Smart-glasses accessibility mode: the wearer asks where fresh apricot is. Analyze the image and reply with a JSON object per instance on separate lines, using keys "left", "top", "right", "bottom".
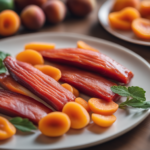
{"left": 113, "top": 0, "right": 140, "bottom": 12}
{"left": 109, "top": 7, "right": 140, "bottom": 30}
{"left": 75, "top": 97, "right": 90, "bottom": 112}
{"left": 62, "top": 102, "right": 90, "bottom": 129}
{"left": 16, "top": 49, "right": 44, "bottom": 65}
{"left": 132, "top": 18, "right": 150, "bottom": 40}
{"left": 25, "top": 42, "right": 55, "bottom": 51}
{"left": 92, "top": 114, "right": 116, "bottom": 127}
{"left": 77, "top": 41, "right": 99, "bottom": 52}
{"left": 61, "top": 83, "right": 79, "bottom": 97}
{"left": 39, "top": 112, "right": 71, "bottom": 137}
{"left": 0, "top": 116, "right": 16, "bottom": 140}
{"left": 0, "top": 10, "right": 20, "bottom": 36}
{"left": 140, "top": 1, "right": 150, "bottom": 19}
{"left": 34, "top": 65, "right": 61, "bottom": 81}
{"left": 88, "top": 98, "right": 118, "bottom": 115}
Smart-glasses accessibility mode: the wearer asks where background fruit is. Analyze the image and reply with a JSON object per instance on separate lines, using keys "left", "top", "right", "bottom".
{"left": 14, "top": 0, "right": 47, "bottom": 11}
{"left": 0, "top": 0, "right": 14, "bottom": 12}
{"left": 21, "top": 5, "right": 45, "bottom": 30}
{"left": 0, "top": 10, "right": 20, "bottom": 36}
{"left": 43, "top": 0, "right": 66, "bottom": 24}
{"left": 66, "top": 0, "right": 96, "bottom": 17}
{"left": 113, "top": 0, "right": 140, "bottom": 12}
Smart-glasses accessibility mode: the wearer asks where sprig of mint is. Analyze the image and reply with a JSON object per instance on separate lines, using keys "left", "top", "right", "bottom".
{"left": 9, "top": 117, "right": 37, "bottom": 132}
{"left": 0, "top": 51, "right": 11, "bottom": 74}
{"left": 111, "top": 86, "right": 150, "bottom": 109}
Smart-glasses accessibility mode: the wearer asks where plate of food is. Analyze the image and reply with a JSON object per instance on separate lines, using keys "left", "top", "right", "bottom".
{"left": 0, "top": 32, "right": 149, "bottom": 150}
{"left": 98, "top": 0, "right": 150, "bottom": 46}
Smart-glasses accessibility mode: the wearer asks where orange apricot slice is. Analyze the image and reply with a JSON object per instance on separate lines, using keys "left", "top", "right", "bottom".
{"left": 34, "top": 65, "right": 61, "bottom": 81}
{"left": 16, "top": 49, "right": 44, "bottom": 65}
{"left": 88, "top": 98, "right": 118, "bottom": 115}
{"left": 108, "top": 7, "right": 140, "bottom": 30}
{"left": 75, "top": 97, "right": 90, "bottom": 112}
{"left": 39, "top": 112, "right": 71, "bottom": 137}
{"left": 62, "top": 102, "right": 90, "bottom": 129}
{"left": 72, "top": 86, "right": 79, "bottom": 97}
{"left": 77, "top": 41, "right": 99, "bottom": 52}
{"left": 132, "top": 18, "right": 150, "bottom": 40}
{"left": 0, "top": 10, "right": 20, "bottom": 36}
{"left": 0, "top": 116, "right": 16, "bottom": 140}
{"left": 24, "top": 42, "right": 55, "bottom": 51}
{"left": 140, "top": 1, "right": 150, "bottom": 19}
{"left": 92, "top": 114, "right": 116, "bottom": 127}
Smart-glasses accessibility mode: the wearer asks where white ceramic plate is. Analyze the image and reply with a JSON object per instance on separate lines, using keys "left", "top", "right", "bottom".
{"left": 0, "top": 33, "right": 149, "bottom": 150}
{"left": 98, "top": 0, "right": 150, "bottom": 46}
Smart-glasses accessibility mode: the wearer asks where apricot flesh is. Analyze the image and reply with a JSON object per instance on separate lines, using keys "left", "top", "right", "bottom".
{"left": 113, "top": 0, "right": 140, "bottom": 12}
{"left": 39, "top": 112, "right": 71, "bottom": 137}
{"left": 62, "top": 102, "right": 90, "bottom": 129}
{"left": 25, "top": 42, "right": 55, "bottom": 51}
{"left": 16, "top": 49, "right": 44, "bottom": 65}
{"left": 0, "top": 10, "right": 20, "bottom": 36}
{"left": 34, "top": 65, "right": 61, "bottom": 81}
{"left": 92, "top": 114, "right": 116, "bottom": 127}
{"left": 132, "top": 18, "right": 150, "bottom": 40}
{"left": 109, "top": 7, "right": 140, "bottom": 30}
{"left": 0, "top": 116, "right": 16, "bottom": 140}
{"left": 140, "top": 1, "right": 150, "bottom": 19}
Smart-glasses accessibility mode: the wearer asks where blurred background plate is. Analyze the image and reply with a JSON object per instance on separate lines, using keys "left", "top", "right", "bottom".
{"left": 0, "top": 33, "right": 149, "bottom": 150}
{"left": 98, "top": 0, "right": 150, "bottom": 46}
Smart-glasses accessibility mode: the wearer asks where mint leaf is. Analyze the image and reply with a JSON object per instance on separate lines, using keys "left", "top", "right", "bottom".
{"left": 128, "top": 86, "right": 146, "bottom": 101}
{"left": 0, "top": 51, "right": 11, "bottom": 74}
{"left": 9, "top": 117, "right": 37, "bottom": 132}
{"left": 111, "top": 85, "right": 130, "bottom": 97}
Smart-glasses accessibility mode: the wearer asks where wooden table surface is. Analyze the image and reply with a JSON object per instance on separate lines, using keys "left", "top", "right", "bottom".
{"left": 0, "top": 0, "right": 150, "bottom": 150}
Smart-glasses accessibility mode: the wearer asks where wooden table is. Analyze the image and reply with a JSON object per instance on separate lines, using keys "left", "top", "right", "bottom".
{"left": 0, "top": 0, "right": 150, "bottom": 150}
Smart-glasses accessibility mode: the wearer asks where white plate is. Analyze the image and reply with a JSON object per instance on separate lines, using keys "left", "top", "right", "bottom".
{"left": 98, "top": 0, "right": 150, "bottom": 46}
{"left": 0, "top": 33, "right": 149, "bottom": 150}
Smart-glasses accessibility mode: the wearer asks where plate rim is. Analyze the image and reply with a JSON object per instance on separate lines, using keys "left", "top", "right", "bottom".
{"left": 0, "top": 32, "right": 149, "bottom": 150}
{"left": 98, "top": 0, "right": 150, "bottom": 46}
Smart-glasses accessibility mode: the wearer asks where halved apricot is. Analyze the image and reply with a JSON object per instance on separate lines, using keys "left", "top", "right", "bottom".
{"left": 132, "top": 18, "right": 150, "bottom": 40}
{"left": 92, "top": 114, "right": 116, "bottom": 127}
{"left": 109, "top": 7, "right": 140, "bottom": 30}
{"left": 77, "top": 41, "right": 99, "bottom": 52}
{"left": 16, "top": 49, "right": 44, "bottom": 65}
{"left": 140, "top": 1, "right": 150, "bottom": 19}
{"left": 0, "top": 116, "right": 16, "bottom": 140}
{"left": 62, "top": 102, "right": 90, "bottom": 129}
{"left": 88, "top": 98, "right": 118, "bottom": 115}
{"left": 24, "top": 42, "right": 55, "bottom": 51}
{"left": 75, "top": 97, "right": 90, "bottom": 112}
{"left": 39, "top": 112, "right": 71, "bottom": 137}
{"left": 34, "top": 65, "right": 61, "bottom": 81}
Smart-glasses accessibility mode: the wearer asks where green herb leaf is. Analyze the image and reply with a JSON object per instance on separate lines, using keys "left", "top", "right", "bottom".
{"left": 9, "top": 117, "right": 37, "bottom": 132}
{"left": 0, "top": 51, "right": 11, "bottom": 74}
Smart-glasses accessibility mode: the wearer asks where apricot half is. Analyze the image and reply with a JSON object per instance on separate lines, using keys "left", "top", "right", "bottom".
{"left": 132, "top": 18, "right": 150, "bottom": 40}
{"left": 0, "top": 116, "right": 16, "bottom": 140}
{"left": 109, "top": 7, "right": 140, "bottom": 30}
{"left": 140, "top": 1, "right": 150, "bottom": 19}
{"left": 62, "top": 102, "right": 90, "bottom": 129}
{"left": 39, "top": 112, "right": 71, "bottom": 137}
{"left": 0, "top": 10, "right": 20, "bottom": 36}
{"left": 92, "top": 114, "right": 116, "bottom": 127}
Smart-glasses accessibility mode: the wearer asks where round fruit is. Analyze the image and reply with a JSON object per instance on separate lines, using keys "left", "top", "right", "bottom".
{"left": 0, "top": 0, "right": 14, "bottom": 12}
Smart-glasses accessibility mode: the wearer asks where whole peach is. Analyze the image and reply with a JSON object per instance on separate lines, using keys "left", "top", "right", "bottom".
{"left": 15, "top": 0, "right": 47, "bottom": 11}
{"left": 113, "top": 0, "right": 140, "bottom": 12}
{"left": 66, "top": 0, "right": 96, "bottom": 17}
{"left": 43, "top": 0, "right": 66, "bottom": 24}
{"left": 21, "top": 5, "right": 45, "bottom": 30}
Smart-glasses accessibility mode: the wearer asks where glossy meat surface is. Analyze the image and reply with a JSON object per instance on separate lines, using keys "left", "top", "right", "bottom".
{"left": 4, "top": 56, "right": 75, "bottom": 111}
{"left": 0, "top": 89, "right": 52, "bottom": 124}
{"left": 40, "top": 48, "right": 134, "bottom": 84}
{"left": 56, "top": 65, "right": 121, "bottom": 102}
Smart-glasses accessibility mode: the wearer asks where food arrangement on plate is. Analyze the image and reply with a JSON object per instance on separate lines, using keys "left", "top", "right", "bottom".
{"left": 0, "top": 40, "right": 149, "bottom": 141}
{"left": 108, "top": 0, "right": 150, "bottom": 40}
